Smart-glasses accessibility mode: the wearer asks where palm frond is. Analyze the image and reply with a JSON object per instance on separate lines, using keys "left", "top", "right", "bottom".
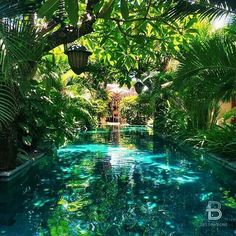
{"left": 0, "top": 18, "right": 45, "bottom": 80}
{"left": 0, "top": 82, "right": 18, "bottom": 131}
{"left": 0, "top": 1, "right": 45, "bottom": 131}
{"left": 164, "top": 0, "right": 233, "bottom": 22}
{"left": 0, "top": 0, "right": 42, "bottom": 18}
{"left": 173, "top": 34, "right": 236, "bottom": 128}
{"left": 175, "top": 35, "right": 236, "bottom": 100}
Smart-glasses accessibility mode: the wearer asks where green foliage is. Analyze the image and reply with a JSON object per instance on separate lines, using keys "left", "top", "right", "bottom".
{"left": 38, "top": 0, "right": 60, "bottom": 19}
{"left": 0, "top": 82, "right": 18, "bottom": 132}
{"left": 80, "top": 62, "right": 114, "bottom": 92}
{"left": 81, "top": 0, "right": 232, "bottom": 87}
{"left": 0, "top": 18, "right": 44, "bottom": 80}
{"left": 151, "top": 72, "right": 186, "bottom": 135}
{"left": 38, "top": 0, "right": 79, "bottom": 25}
{"left": 120, "top": 96, "right": 138, "bottom": 124}
{"left": 153, "top": 87, "right": 189, "bottom": 136}
{"left": 1, "top": 0, "right": 234, "bottom": 159}
{"left": 186, "top": 124, "right": 236, "bottom": 156}
{"left": 18, "top": 79, "right": 96, "bottom": 149}
{"left": 170, "top": 32, "right": 236, "bottom": 130}
{"left": 92, "top": 99, "right": 109, "bottom": 119}
{"left": 176, "top": 75, "right": 221, "bottom": 130}
{"left": 120, "top": 94, "right": 153, "bottom": 125}
{"left": 163, "top": 0, "right": 231, "bottom": 22}
{"left": 65, "top": 0, "right": 79, "bottom": 25}
{"left": 0, "top": 16, "right": 45, "bottom": 131}
{"left": 0, "top": 0, "right": 42, "bottom": 18}
{"left": 175, "top": 34, "right": 236, "bottom": 102}
{"left": 223, "top": 190, "right": 236, "bottom": 209}
{"left": 223, "top": 107, "right": 236, "bottom": 122}
{"left": 16, "top": 52, "right": 98, "bottom": 150}
{"left": 98, "top": 0, "right": 116, "bottom": 19}
{"left": 87, "top": 12, "right": 199, "bottom": 86}
{"left": 152, "top": 30, "right": 236, "bottom": 156}
{"left": 120, "top": 0, "right": 129, "bottom": 20}
{"left": 37, "top": 0, "right": 232, "bottom": 29}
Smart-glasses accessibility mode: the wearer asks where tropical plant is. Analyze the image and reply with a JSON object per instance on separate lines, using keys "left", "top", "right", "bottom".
{"left": 223, "top": 107, "right": 236, "bottom": 122}
{"left": 18, "top": 53, "right": 97, "bottom": 151}
{"left": 0, "top": 0, "right": 233, "bottom": 170}
{"left": 0, "top": 82, "right": 18, "bottom": 132}
{"left": 175, "top": 34, "right": 236, "bottom": 100}
{"left": 0, "top": 1, "right": 47, "bottom": 170}
{"left": 120, "top": 94, "right": 153, "bottom": 125}
{"left": 186, "top": 124, "right": 236, "bottom": 156}
{"left": 0, "top": 18, "right": 45, "bottom": 128}
{"left": 173, "top": 31, "right": 236, "bottom": 127}
{"left": 18, "top": 79, "right": 96, "bottom": 150}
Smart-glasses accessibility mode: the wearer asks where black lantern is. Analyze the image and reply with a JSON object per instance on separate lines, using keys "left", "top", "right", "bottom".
{"left": 143, "top": 78, "right": 152, "bottom": 90}
{"left": 134, "top": 80, "right": 144, "bottom": 94}
{"left": 65, "top": 44, "right": 92, "bottom": 75}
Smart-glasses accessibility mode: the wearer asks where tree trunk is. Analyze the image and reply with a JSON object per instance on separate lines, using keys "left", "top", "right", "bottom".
{"left": 0, "top": 124, "right": 18, "bottom": 171}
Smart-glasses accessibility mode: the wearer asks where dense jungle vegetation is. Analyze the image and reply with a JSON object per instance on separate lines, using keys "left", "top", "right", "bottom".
{"left": 0, "top": 0, "right": 236, "bottom": 171}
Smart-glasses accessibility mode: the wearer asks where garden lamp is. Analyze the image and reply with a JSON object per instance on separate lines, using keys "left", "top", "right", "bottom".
{"left": 64, "top": 44, "right": 92, "bottom": 75}
{"left": 134, "top": 80, "right": 145, "bottom": 94}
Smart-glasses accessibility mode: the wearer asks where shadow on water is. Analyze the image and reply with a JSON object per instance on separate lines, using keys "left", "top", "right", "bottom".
{"left": 0, "top": 126, "right": 236, "bottom": 235}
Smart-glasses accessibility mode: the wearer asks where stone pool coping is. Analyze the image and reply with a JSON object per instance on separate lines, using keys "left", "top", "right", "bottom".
{"left": 0, "top": 152, "right": 46, "bottom": 182}
{"left": 157, "top": 134, "right": 236, "bottom": 173}
{"left": 199, "top": 151, "right": 236, "bottom": 173}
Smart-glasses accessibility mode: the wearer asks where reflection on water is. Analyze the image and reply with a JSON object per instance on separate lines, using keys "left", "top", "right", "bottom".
{"left": 0, "top": 126, "right": 236, "bottom": 236}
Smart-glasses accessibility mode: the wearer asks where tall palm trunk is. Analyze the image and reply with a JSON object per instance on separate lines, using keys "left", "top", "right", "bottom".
{"left": 0, "top": 124, "right": 17, "bottom": 171}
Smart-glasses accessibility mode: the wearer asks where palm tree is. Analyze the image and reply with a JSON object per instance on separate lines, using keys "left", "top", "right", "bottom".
{"left": 174, "top": 33, "right": 236, "bottom": 129}
{"left": 0, "top": 0, "right": 233, "bottom": 171}
{"left": 0, "top": 2, "right": 45, "bottom": 170}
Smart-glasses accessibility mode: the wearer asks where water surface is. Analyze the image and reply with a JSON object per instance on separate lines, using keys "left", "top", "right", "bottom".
{"left": 0, "top": 126, "right": 236, "bottom": 235}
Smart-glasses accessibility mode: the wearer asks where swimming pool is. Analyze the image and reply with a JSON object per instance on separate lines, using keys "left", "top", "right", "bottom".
{"left": 0, "top": 127, "right": 235, "bottom": 235}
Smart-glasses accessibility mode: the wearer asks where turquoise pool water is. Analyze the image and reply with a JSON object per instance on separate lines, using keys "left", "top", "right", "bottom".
{"left": 0, "top": 126, "right": 236, "bottom": 235}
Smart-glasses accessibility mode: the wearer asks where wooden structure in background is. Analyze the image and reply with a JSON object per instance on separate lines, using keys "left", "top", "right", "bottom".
{"left": 106, "top": 84, "right": 137, "bottom": 124}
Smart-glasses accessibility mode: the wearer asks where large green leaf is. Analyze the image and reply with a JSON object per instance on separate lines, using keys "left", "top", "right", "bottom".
{"left": 120, "top": 0, "right": 129, "bottom": 19}
{"left": 38, "top": 0, "right": 60, "bottom": 18}
{"left": 65, "top": 0, "right": 79, "bottom": 26}
{"left": 98, "top": 0, "right": 116, "bottom": 19}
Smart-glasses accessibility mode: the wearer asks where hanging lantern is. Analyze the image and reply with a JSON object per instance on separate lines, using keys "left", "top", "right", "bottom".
{"left": 143, "top": 78, "right": 152, "bottom": 90}
{"left": 65, "top": 44, "right": 92, "bottom": 75}
{"left": 134, "top": 80, "right": 144, "bottom": 94}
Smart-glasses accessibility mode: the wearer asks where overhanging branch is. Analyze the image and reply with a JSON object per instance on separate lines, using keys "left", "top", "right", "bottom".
{"left": 44, "top": 0, "right": 100, "bottom": 52}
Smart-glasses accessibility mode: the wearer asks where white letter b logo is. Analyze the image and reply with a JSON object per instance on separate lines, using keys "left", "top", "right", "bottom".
{"left": 206, "top": 201, "right": 222, "bottom": 221}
